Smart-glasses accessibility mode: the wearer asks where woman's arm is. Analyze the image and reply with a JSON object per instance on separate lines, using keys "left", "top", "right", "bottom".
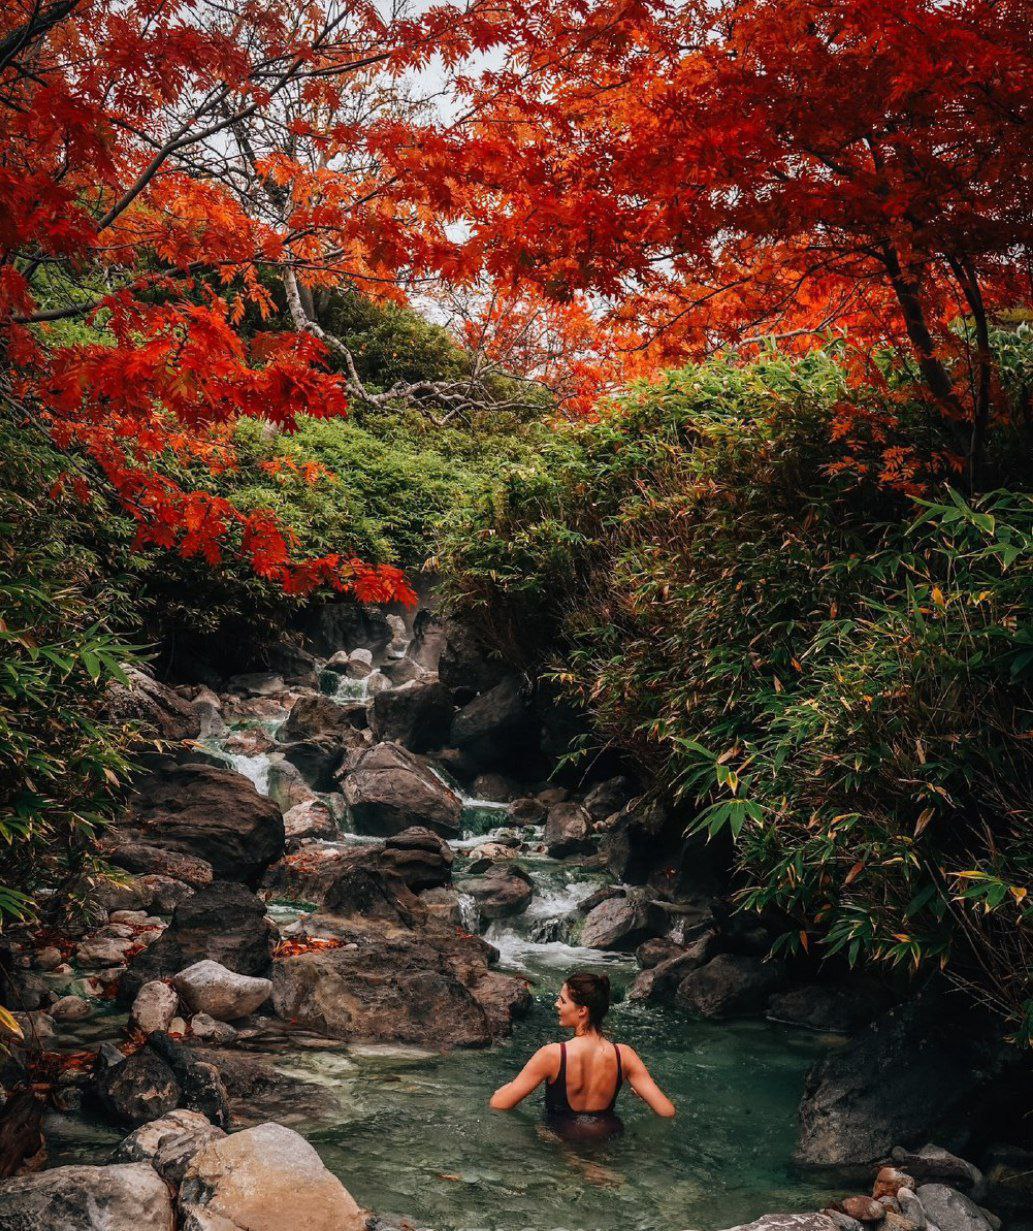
{"left": 619, "top": 1045, "right": 676, "bottom": 1117}
{"left": 489, "top": 1045, "right": 558, "bottom": 1111}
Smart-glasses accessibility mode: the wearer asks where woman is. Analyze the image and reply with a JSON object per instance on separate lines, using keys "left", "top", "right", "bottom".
{"left": 489, "top": 972, "right": 675, "bottom": 1140}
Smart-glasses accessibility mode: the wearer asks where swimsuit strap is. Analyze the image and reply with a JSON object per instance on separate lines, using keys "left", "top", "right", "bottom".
{"left": 607, "top": 1042, "right": 623, "bottom": 1111}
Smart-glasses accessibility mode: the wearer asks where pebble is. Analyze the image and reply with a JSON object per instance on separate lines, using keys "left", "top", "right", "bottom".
{"left": 842, "top": 1196, "right": 887, "bottom": 1222}
{"left": 49, "top": 995, "right": 92, "bottom": 1023}
{"left": 34, "top": 946, "right": 64, "bottom": 971}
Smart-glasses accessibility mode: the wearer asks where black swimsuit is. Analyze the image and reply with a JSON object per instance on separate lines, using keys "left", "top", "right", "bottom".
{"left": 544, "top": 1041, "right": 624, "bottom": 1141}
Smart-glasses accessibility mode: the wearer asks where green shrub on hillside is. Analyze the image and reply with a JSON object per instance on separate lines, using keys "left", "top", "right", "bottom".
{"left": 440, "top": 347, "right": 1033, "bottom": 1040}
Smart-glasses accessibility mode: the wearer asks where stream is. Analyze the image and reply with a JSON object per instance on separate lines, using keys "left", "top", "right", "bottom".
{"left": 192, "top": 694, "right": 837, "bottom": 1231}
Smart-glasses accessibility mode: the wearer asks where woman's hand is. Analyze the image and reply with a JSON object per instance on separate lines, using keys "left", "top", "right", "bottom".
{"left": 489, "top": 1044, "right": 558, "bottom": 1110}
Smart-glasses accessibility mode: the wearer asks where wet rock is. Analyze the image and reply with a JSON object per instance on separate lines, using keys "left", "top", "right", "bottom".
{"left": 0, "top": 1161, "right": 175, "bottom": 1231}
{"left": 75, "top": 935, "right": 137, "bottom": 969}
{"left": 450, "top": 675, "right": 539, "bottom": 772}
{"left": 173, "top": 960, "right": 272, "bottom": 1020}
{"left": 826, "top": 1214, "right": 865, "bottom": 1231}
{"left": 599, "top": 796, "right": 670, "bottom": 883}
{"left": 189, "top": 1013, "right": 237, "bottom": 1044}
{"left": 378, "top": 826, "right": 454, "bottom": 890}
{"left": 915, "top": 1185, "right": 993, "bottom": 1231}
{"left": 580, "top": 895, "right": 666, "bottom": 951}
{"left": 283, "top": 799, "right": 338, "bottom": 843}
{"left": 896, "top": 1190, "right": 927, "bottom": 1230}
{"left": 890, "top": 1146, "right": 984, "bottom": 1194}
{"left": 718, "top": 1216, "right": 839, "bottom": 1231}
{"left": 628, "top": 932, "right": 719, "bottom": 1002}
{"left": 178, "top": 1121, "right": 365, "bottom": 1231}
{"left": 123, "top": 882, "right": 275, "bottom": 1003}
{"left": 407, "top": 609, "right": 445, "bottom": 674}
{"left": 115, "top": 762, "right": 284, "bottom": 885}
{"left": 465, "top": 864, "right": 533, "bottom": 920}
{"left": 796, "top": 999, "right": 1008, "bottom": 1172}
{"left": 874, "top": 1168, "right": 917, "bottom": 1200}
{"left": 147, "top": 1032, "right": 231, "bottom": 1129}
{"left": 280, "top": 740, "right": 344, "bottom": 792}
{"left": 381, "top": 656, "right": 423, "bottom": 687}
{"left": 983, "top": 1144, "right": 1033, "bottom": 1211}
{"left": 675, "top": 954, "right": 783, "bottom": 1018}
{"left": 767, "top": 984, "right": 887, "bottom": 1034}
{"left": 106, "top": 665, "right": 201, "bottom": 743}
{"left": 262, "top": 642, "right": 319, "bottom": 688}
{"left": 112, "top": 1108, "right": 225, "bottom": 1185}
{"left": 583, "top": 775, "right": 636, "bottom": 821}
{"left": 509, "top": 797, "right": 547, "bottom": 825}
{"left": 226, "top": 672, "right": 285, "bottom": 697}
{"left": 324, "top": 864, "right": 426, "bottom": 926}
{"left": 471, "top": 773, "right": 516, "bottom": 803}
{"left": 840, "top": 1197, "right": 885, "bottom": 1222}
{"left": 267, "top": 757, "right": 319, "bottom": 811}
{"left": 95, "top": 1044, "right": 181, "bottom": 1128}
{"left": 369, "top": 679, "right": 454, "bottom": 753}
{"left": 272, "top": 932, "right": 493, "bottom": 1047}
{"left": 544, "top": 801, "right": 593, "bottom": 857}
{"left": 468, "top": 969, "right": 533, "bottom": 1037}
{"left": 280, "top": 694, "right": 366, "bottom": 743}
{"left": 635, "top": 937, "right": 684, "bottom": 969}
{"left": 131, "top": 982, "right": 180, "bottom": 1035}
{"left": 50, "top": 995, "right": 91, "bottom": 1022}
{"left": 342, "top": 742, "right": 462, "bottom": 837}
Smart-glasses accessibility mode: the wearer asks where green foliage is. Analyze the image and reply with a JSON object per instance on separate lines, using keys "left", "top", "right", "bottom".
{"left": 0, "top": 411, "right": 139, "bottom": 923}
{"left": 440, "top": 344, "right": 1033, "bottom": 1040}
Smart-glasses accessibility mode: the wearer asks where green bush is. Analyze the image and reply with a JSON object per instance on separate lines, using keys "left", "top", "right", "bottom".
{"left": 440, "top": 347, "right": 1033, "bottom": 1040}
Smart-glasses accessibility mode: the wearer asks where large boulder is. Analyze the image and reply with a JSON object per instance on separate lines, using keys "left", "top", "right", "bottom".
{"left": 106, "top": 666, "right": 201, "bottom": 743}
{"left": 915, "top": 1185, "right": 994, "bottom": 1231}
{"left": 279, "top": 740, "right": 344, "bottom": 792}
{"left": 890, "top": 1145, "right": 984, "bottom": 1192}
{"left": 465, "top": 864, "right": 533, "bottom": 920}
{"left": 767, "top": 983, "right": 888, "bottom": 1034}
{"left": 130, "top": 981, "right": 180, "bottom": 1036}
{"left": 117, "top": 762, "right": 284, "bottom": 885}
{"left": 449, "top": 675, "right": 539, "bottom": 771}
{"left": 94, "top": 1044, "right": 181, "bottom": 1128}
{"left": 279, "top": 694, "right": 367, "bottom": 745}
{"left": 122, "top": 882, "right": 274, "bottom": 1003}
{"left": 272, "top": 932, "right": 493, "bottom": 1047}
{"left": 369, "top": 679, "right": 454, "bottom": 752}
{"left": 172, "top": 960, "right": 272, "bottom": 1021}
{"left": 0, "top": 1162, "right": 175, "bottom": 1231}
{"left": 437, "top": 617, "right": 507, "bottom": 695}
{"left": 283, "top": 799, "right": 338, "bottom": 843}
{"left": 377, "top": 826, "right": 454, "bottom": 890}
{"left": 544, "top": 802, "right": 594, "bottom": 857}
{"left": 407, "top": 609, "right": 446, "bottom": 674}
{"left": 301, "top": 599, "right": 392, "bottom": 659}
{"left": 323, "top": 865, "right": 425, "bottom": 926}
{"left": 112, "top": 1108, "right": 226, "bottom": 1184}
{"left": 675, "top": 954, "right": 783, "bottom": 1018}
{"left": 104, "top": 843, "right": 214, "bottom": 889}
{"left": 582, "top": 775, "right": 636, "bottom": 822}
{"left": 628, "top": 932, "right": 718, "bottom": 1003}
{"left": 579, "top": 895, "right": 666, "bottom": 951}
{"left": 179, "top": 1122, "right": 364, "bottom": 1231}
{"left": 146, "top": 1033, "right": 231, "bottom": 1129}
{"left": 342, "top": 743, "right": 462, "bottom": 837}
{"left": 796, "top": 999, "right": 1011, "bottom": 1172}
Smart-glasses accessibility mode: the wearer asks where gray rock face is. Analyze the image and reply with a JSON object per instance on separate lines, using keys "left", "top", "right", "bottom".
{"left": 0, "top": 1162, "right": 175, "bottom": 1231}
{"left": 272, "top": 930, "right": 494, "bottom": 1048}
{"left": 173, "top": 960, "right": 272, "bottom": 1020}
{"left": 342, "top": 742, "right": 462, "bottom": 837}
{"left": 369, "top": 679, "right": 454, "bottom": 753}
{"left": 123, "top": 881, "right": 275, "bottom": 1003}
{"left": 915, "top": 1185, "right": 993, "bottom": 1231}
{"left": 795, "top": 1000, "right": 1007, "bottom": 1172}
{"left": 675, "top": 954, "right": 783, "bottom": 1018}
{"left": 465, "top": 864, "right": 533, "bottom": 920}
{"left": 544, "top": 802, "right": 594, "bottom": 857}
{"left": 718, "top": 1216, "right": 840, "bottom": 1231}
{"left": 450, "top": 675, "right": 538, "bottom": 771}
{"left": 105, "top": 666, "right": 201, "bottom": 743}
{"left": 95, "top": 1045, "right": 181, "bottom": 1128}
{"left": 131, "top": 981, "right": 180, "bottom": 1035}
{"left": 323, "top": 864, "right": 425, "bottom": 926}
{"left": 112, "top": 1108, "right": 225, "bottom": 1184}
{"left": 178, "top": 1121, "right": 365, "bottom": 1231}
{"left": 580, "top": 895, "right": 665, "bottom": 951}
{"left": 116, "top": 762, "right": 284, "bottom": 885}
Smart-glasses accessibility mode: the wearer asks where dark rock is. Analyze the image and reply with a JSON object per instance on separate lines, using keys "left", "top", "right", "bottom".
{"left": 983, "top": 1144, "right": 1033, "bottom": 1211}
{"left": 369, "top": 680, "right": 454, "bottom": 753}
{"left": 379, "top": 657, "right": 423, "bottom": 687}
{"left": 103, "top": 843, "right": 214, "bottom": 889}
{"left": 261, "top": 642, "right": 319, "bottom": 687}
{"left": 378, "top": 827, "right": 454, "bottom": 891}
{"left": 471, "top": 773, "right": 516, "bottom": 803}
{"left": 301, "top": 600, "right": 391, "bottom": 659}
{"left": 437, "top": 617, "right": 507, "bottom": 695}
{"left": 599, "top": 796, "right": 669, "bottom": 882}
{"left": 450, "top": 676, "right": 539, "bottom": 771}
{"left": 915, "top": 1185, "right": 994, "bottom": 1231}
{"left": 675, "top": 953, "right": 783, "bottom": 1018}
{"left": 544, "top": 802, "right": 594, "bottom": 857}
{"left": 0, "top": 1161, "right": 175, "bottom": 1231}
{"left": 583, "top": 775, "right": 636, "bottom": 822}
{"left": 111, "top": 1107, "right": 225, "bottom": 1185}
{"left": 508, "top": 797, "right": 547, "bottom": 825}
{"left": 635, "top": 937, "right": 684, "bottom": 969}
{"left": 146, "top": 1032, "right": 231, "bottom": 1130}
{"left": 839, "top": 1197, "right": 885, "bottom": 1222}
{"left": 467, "top": 969, "right": 533, "bottom": 1037}
{"left": 105, "top": 666, "right": 201, "bottom": 743}
{"left": 580, "top": 895, "right": 666, "bottom": 951}
{"left": 716, "top": 1217, "right": 839, "bottom": 1231}
{"left": 225, "top": 672, "right": 284, "bottom": 697}
{"left": 767, "top": 984, "right": 887, "bottom": 1034}
{"left": 342, "top": 743, "right": 462, "bottom": 837}
{"left": 323, "top": 865, "right": 425, "bottom": 926}
{"left": 279, "top": 694, "right": 367, "bottom": 744}
{"left": 629, "top": 932, "right": 719, "bottom": 1004}
{"left": 407, "top": 609, "right": 446, "bottom": 674}
{"left": 116, "top": 762, "right": 284, "bottom": 885}
{"left": 890, "top": 1145, "right": 984, "bottom": 1193}
{"left": 282, "top": 799, "right": 338, "bottom": 843}
{"left": 266, "top": 757, "right": 318, "bottom": 811}
{"left": 280, "top": 739, "right": 344, "bottom": 792}
{"left": 122, "top": 881, "right": 274, "bottom": 1003}
{"left": 465, "top": 864, "right": 533, "bottom": 920}
{"left": 94, "top": 1044, "right": 180, "bottom": 1128}
{"left": 797, "top": 999, "right": 1012, "bottom": 1172}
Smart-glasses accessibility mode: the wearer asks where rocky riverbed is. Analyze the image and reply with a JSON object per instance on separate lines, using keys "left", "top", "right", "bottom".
{"left": 0, "top": 601, "right": 1030, "bottom": 1230}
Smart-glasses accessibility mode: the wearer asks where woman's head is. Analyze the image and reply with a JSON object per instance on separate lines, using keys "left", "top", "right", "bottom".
{"left": 557, "top": 971, "right": 611, "bottom": 1033}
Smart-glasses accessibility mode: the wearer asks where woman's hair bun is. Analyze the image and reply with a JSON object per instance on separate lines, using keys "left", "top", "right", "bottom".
{"left": 565, "top": 970, "right": 612, "bottom": 1030}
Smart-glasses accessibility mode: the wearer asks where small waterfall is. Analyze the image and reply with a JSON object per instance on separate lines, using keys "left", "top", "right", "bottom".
{"left": 332, "top": 673, "right": 371, "bottom": 703}
{"left": 224, "top": 750, "right": 273, "bottom": 795}
{"left": 458, "top": 892, "right": 479, "bottom": 933}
